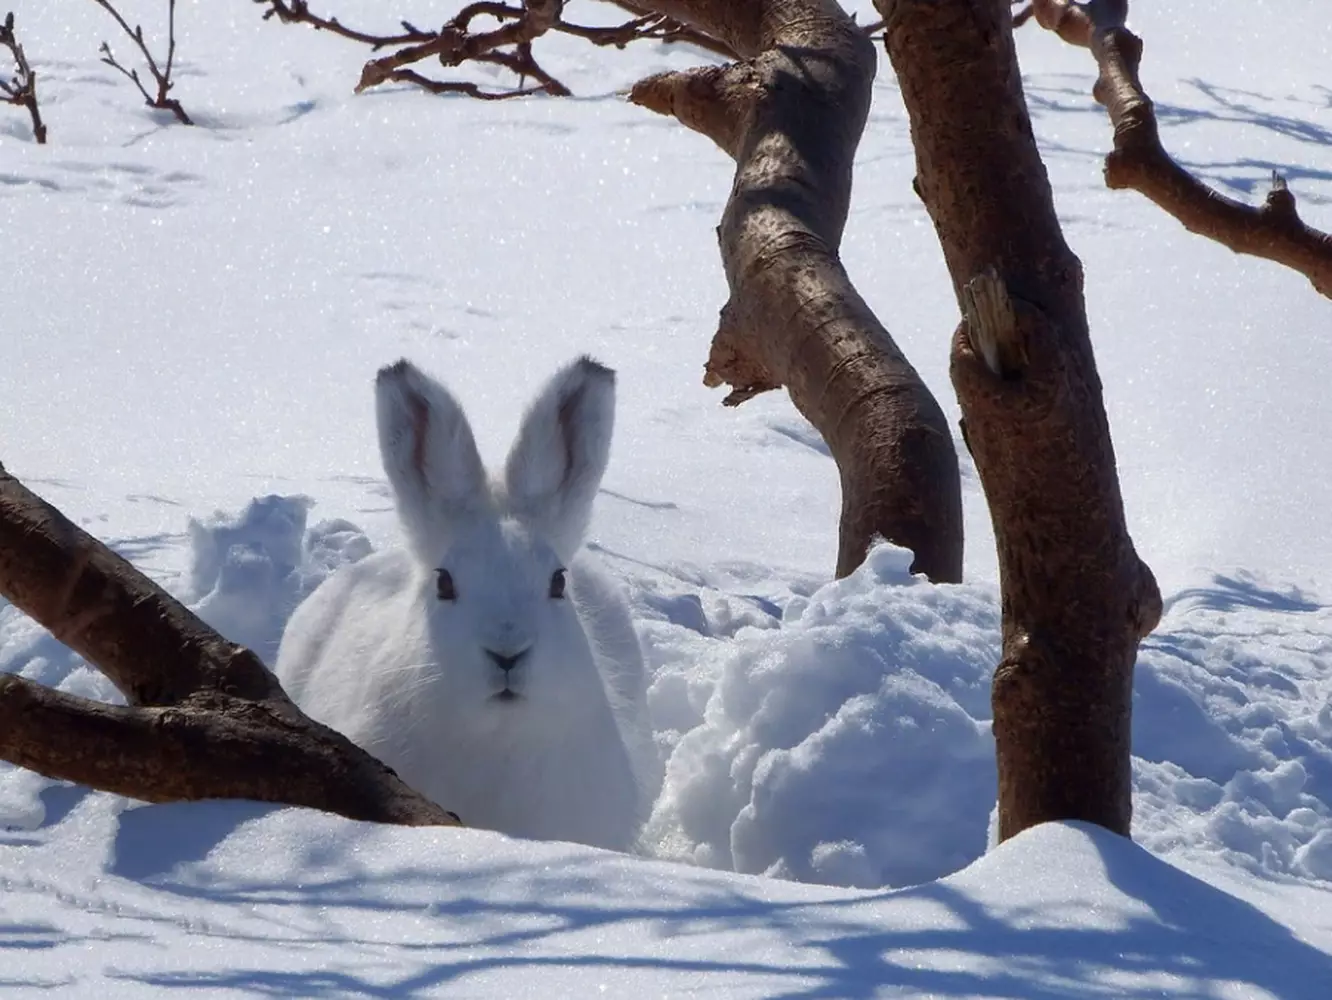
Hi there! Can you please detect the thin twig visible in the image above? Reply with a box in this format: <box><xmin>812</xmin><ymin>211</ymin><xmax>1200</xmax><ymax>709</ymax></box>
<box><xmin>0</xmin><ymin>11</ymin><xmax>46</xmax><ymax>143</ymax></box>
<box><xmin>91</xmin><ymin>0</ymin><xmax>193</xmax><ymax>125</ymax></box>
<box><xmin>375</xmin><ymin>67</ymin><xmax>550</xmax><ymax>100</ymax></box>
<box><xmin>1028</xmin><ymin>0</ymin><xmax>1332</xmax><ymax>298</ymax></box>
<box><xmin>563</xmin><ymin>9</ymin><xmax>737</xmax><ymax>58</ymax></box>
<box><xmin>257</xmin><ymin>0</ymin><xmax>450</xmax><ymax>49</ymax></box>
<box><xmin>256</xmin><ymin>0</ymin><xmax>737</xmax><ymax>100</ymax></box>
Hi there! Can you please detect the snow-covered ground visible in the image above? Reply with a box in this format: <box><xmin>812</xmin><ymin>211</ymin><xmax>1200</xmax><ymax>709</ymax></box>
<box><xmin>3</xmin><ymin>0</ymin><xmax>1331</xmax><ymax>995</ymax></box>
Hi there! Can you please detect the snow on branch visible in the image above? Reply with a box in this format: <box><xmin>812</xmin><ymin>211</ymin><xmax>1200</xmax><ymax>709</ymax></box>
<box><xmin>0</xmin><ymin>461</ymin><xmax>460</xmax><ymax>828</ymax></box>
<box><xmin>92</xmin><ymin>0</ymin><xmax>193</xmax><ymax>125</ymax></box>
<box><xmin>0</xmin><ymin>11</ymin><xmax>46</xmax><ymax>143</ymax></box>
<box><xmin>1025</xmin><ymin>0</ymin><xmax>1332</xmax><ymax>299</ymax></box>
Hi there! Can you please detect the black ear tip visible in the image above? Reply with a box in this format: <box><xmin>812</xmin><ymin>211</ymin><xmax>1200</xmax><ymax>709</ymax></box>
<box><xmin>377</xmin><ymin>358</ymin><xmax>416</xmax><ymax>384</ymax></box>
<box><xmin>576</xmin><ymin>355</ymin><xmax>616</xmax><ymax>381</ymax></box>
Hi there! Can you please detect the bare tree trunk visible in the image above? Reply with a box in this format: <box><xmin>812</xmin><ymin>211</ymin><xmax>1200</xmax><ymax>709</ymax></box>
<box><xmin>628</xmin><ymin>0</ymin><xmax>963</xmax><ymax>582</ymax></box>
<box><xmin>0</xmin><ymin>462</ymin><xmax>460</xmax><ymax>827</ymax></box>
<box><xmin>877</xmin><ymin>0</ymin><xmax>1162</xmax><ymax>840</ymax></box>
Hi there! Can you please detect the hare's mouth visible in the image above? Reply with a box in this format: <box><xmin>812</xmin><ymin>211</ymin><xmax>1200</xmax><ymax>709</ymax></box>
<box><xmin>493</xmin><ymin>688</ymin><xmax>521</xmax><ymax>703</ymax></box>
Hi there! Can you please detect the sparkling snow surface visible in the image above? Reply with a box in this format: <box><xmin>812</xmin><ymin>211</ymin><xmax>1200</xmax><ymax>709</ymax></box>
<box><xmin>2</xmin><ymin>0</ymin><xmax>1331</xmax><ymax>995</ymax></box>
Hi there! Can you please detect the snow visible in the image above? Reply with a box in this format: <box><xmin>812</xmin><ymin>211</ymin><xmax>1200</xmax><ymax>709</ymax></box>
<box><xmin>3</xmin><ymin>0</ymin><xmax>1332</xmax><ymax>994</ymax></box>
<box><xmin>4</xmin><ymin>803</ymin><xmax>1331</xmax><ymax>998</ymax></box>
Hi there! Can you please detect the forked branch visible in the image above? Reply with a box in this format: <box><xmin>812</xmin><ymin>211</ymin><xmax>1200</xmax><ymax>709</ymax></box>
<box><xmin>0</xmin><ymin>461</ymin><xmax>459</xmax><ymax>827</ymax></box>
<box><xmin>254</xmin><ymin>0</ymin><xmax>736</xmax><ymax>100</ymax></box>
<box><xmin>0</xmin><ymin>11</ymin><xmax>46</xmax><ymax>143</ymax></box>
<box><xmin>92</xmin><ymin>0</ymin><xmax>193</xmax><ymax>125</ymax></box>
<box><xmin>1027</xmin><ymin>0</ymin><xmax>1332</xmax><ymax>298</ymax></box>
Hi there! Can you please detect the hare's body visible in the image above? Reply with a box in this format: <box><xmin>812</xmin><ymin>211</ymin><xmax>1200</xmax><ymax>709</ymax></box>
<box><xmin>275</xmin><ymin>357</ymin><xmax>656</xmax><ymax>852</ymax></box>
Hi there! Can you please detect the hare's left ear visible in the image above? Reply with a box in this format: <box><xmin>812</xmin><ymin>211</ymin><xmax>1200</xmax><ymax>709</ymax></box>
<box><xmin>505</xmin><ymin>356</ymin><xmax>615</xmax><ymax>559</ymax></box>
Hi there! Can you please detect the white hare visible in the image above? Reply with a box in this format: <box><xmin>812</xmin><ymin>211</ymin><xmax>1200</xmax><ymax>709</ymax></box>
<box><xmin>275</xmin><ymin>356</ymin><xmax>657</xmax><ymax>852</ymax></box>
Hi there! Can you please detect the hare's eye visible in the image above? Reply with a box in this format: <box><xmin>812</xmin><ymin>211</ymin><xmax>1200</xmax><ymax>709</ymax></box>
<box><xmin>436</xmin><ymin>569</ymin><xmax>457</xmax><ymax>601</ymax></box>
<box><xmin>549</xmin><ymin>569</ymin><xmax>567</xmax><ymax>600</ymax></box>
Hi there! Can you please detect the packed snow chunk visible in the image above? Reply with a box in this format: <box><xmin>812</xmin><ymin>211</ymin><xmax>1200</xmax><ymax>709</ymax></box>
<box><xmin>1295</xmin><ymin>828</ymin><xmax>1332</xmax><ymax>882</ymax></box>
<box><xmin>186</xmin><ymin>495</ymin><xmax>372</xmax><ymax>663</ymax></box>
<box><xmin>643</xmin><ymin>543</ymin><xmax>1000</xmax><ymax>889</ymax></box>
<box><xmin>1128</xmin><ymin>576</ymin><xmax>1332</xmax><ymax>877</ymax></box>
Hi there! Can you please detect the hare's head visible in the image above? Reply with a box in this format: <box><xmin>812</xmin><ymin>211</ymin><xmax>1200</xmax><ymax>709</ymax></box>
<box><xmin>374</xmin><ymin>357</ymin><xmax>615</xmax><ymax>712</ymax></box>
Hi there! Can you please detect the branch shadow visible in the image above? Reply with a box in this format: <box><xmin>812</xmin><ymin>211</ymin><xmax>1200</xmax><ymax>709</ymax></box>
<box><xmin>1163</xmin><ymin>571</ymin><xmax>1324</xmax><ymax>616</ymax></box>
<box><xmin>49</xmin><ymin>807</ymin><xmax>1332</xmax><ymax>998</ymax></box>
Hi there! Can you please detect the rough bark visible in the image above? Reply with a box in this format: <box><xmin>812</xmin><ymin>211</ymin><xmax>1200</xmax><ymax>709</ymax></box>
<box><xmin>879</xmin><ymin>0</ymin><xmax>1161</xmax><ymax>841</ymax></box>
<box><xmin>628</xmin><ymin>0</ymin><xmax>963</xmax><ymax>583</ymax></box>
<box><xmin>1029</xmin><ymin>0</ymin><xmax>1332</xmax><ymax>299</ymax></box>
<box><xmin>0</xmin><ymin>462</ymin><xmax>460</xmax><ymax>827</ymax></box>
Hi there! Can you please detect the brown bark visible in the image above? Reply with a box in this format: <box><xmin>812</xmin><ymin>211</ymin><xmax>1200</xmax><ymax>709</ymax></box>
<box><xmin>0</xmin><ymin>462</ymin><xmax>460</xmax><ymax>827</ymax></box>
<box><xmin>879</xmin><ymin>0</ymin><xmax>1161</xmax><ymax>840</ymax></box>
<box><xmin>1028</xmin><ymin>0</ymin><xmax>1332</xmax><ymax>299</ymax></box>
<box><xmin>628</xmin><ymin>0</ymin><xmax>963</xmax><ymax>582</ymax></box>
<box><xmin>0</xmin><ymin>12</ymin><xmax>46</xmax><ymax>143</ymax></box>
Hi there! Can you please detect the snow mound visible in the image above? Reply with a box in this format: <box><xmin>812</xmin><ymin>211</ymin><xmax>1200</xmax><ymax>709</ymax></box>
<box><xmin>186</xmin><ymin>495</ymin><xmax>372</xmax><ymax>664</ymax></box>
<box><xmin>642</xmin><ymin>543</ymin><xmax>1001</xmax><ymax>889</ymax></box>
<box><xmin>0</xmin><ymin>496</ymin><xmax>373</xmax><ymax>829</ymax></box>
<box><xmin>3</xmin><ymin>793</ymin><xmax>1329</xmax><ymax>998</ymax></box>
<box><xmin>1131</xmin><ymin>571</ymin><xmax>1332</xmax><ymax>881</ymax></box>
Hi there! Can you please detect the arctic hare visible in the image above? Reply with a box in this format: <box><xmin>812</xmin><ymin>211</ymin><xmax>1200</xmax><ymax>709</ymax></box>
<box><xmin>275</xmin><ymin>356</ymin><xmax>656</xmax><ymax>852</ymax></box>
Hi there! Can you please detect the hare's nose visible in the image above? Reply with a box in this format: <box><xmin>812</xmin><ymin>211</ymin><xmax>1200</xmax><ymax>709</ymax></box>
<box><xmin>485</xmin><ymin>648</ymin><xmax>529</xmax><ymax>673</ymax></box>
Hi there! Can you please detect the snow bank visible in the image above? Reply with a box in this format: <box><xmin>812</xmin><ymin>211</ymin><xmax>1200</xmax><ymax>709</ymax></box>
<box><xmin>642</xmin><ymin>544</ymin><xmax>1000</xmax><ymax>889</ymax></box>
<box><xmin>7</xmin><ymin>498</ymin><xmax>1332</xmax><ymax>896</ymax></box>
<box><xmin>0</xmin><ymin>494</ymin><xmax>370</xmax><ymax>829</ymax></box>
<box><xmin>186</xmin><ymin>494</ymin><xmax>372</xmax><ymax>663</ymax></box>
<box><xmin>3</xmin><ymin>792</ymin><xmax>1329</xmax><ymax>998</ymax></box>
<box><xmin>636</xmin><ymin>549</ymin><xmax>1332</xmax><ymax>892</ymax></box>
<box><xmin>1131</xmin><ymin>572</ymin><xmax>1332</xmax><ymax>880</ymax></box>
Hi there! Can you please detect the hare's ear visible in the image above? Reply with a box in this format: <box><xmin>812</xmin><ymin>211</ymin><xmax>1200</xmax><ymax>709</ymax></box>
<box><xmin>376</xmin><ymin>359</ymin><xmax>488</xmax><ymax>563</ymax></box>
<box><xmin>505</xmin><ymin>356</ymin><xmax>615</xmax><ymax>558</ymax></box>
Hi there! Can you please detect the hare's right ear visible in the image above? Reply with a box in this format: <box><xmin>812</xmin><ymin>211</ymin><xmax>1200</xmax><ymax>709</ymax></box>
<box><xmin>376</xmin><ymin>359</ymin><xmax>488</xmax><ymax>563</ymax></box>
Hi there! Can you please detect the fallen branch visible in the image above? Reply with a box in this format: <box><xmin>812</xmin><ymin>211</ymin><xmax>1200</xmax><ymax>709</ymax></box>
<box><xmin>92</xmin><ymin>0</ymin><xmax>192</xmax><ymax>125</ymax></box>
<box><xmin>0</xmin><ymin>461</ymin><xmax>460</xmax><ymax>827</ymax></box>
<box><xmin>1028</xmin><ymin>0</ymin><xmax>1332</xmax><ymax>298</ymax></box>
<box><xmin>0</xmin><ymin>11</ymin><xmax>46</xmax><ymax>143</ymax></box>
<box><xmin>627</xmin><ymin>0</ymin><xmax>964</xmax><ymax>582</ymax></box>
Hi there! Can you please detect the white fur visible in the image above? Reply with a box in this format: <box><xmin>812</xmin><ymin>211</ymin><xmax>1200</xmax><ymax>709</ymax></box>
<box><xmin>275</xmin><ymin>357</ymin><xmax>658</xmax><ymax>851</ymax></box>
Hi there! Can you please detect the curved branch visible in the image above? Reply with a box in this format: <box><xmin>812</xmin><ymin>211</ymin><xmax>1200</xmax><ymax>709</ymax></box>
<box><xmin>0</xmin><ymin>462</ymin><xmax>459</xmax><ymax>827</ymax></box>
<box><xmin>628</xmin><ymin>0</ymin><xmax>964</xmax><ymax>582</ymax></box>
<box><xmin>1029</xmin><ymin>0</ymin><xmax>1332</xmax><ymax>298</ymax></box>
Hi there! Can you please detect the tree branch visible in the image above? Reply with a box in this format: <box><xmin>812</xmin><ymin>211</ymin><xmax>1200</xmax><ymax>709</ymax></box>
<box><xmin>92</xmin><ymin>0</ymin><xmax>193</xmax><ymax>125</ymax></box>
<box><xmin>628</xmin><ymin>0</ymin><xmax>964</xmax><ymax>583</ymax></box>
<box><xmin>255</xmin><ymin>0</ymin><xmax>736</xmax><ymax>100</ymax></box>
<box><xmin>881</xmin><ymin>0</ymin><xmax>1160</xmax><ymax>842</ymax></box>
<box><xmin>256</xmin><ymin>0</ymin><xmax>438</xmax><ymax>49</ymax></box>
<box><xmin>0</xmin><ymin>11</ymin><xmax>46</xmax><ymax>143</ymax></box>
<box><xmin>0</xmin><ymin>462</ymin><xmax>460</xmax><ymax>827</ymax></box>
<box><xmin>1028</xmin><ymin>0</ymin><xmax>1332</xmax><ymax>298</ymax></box>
